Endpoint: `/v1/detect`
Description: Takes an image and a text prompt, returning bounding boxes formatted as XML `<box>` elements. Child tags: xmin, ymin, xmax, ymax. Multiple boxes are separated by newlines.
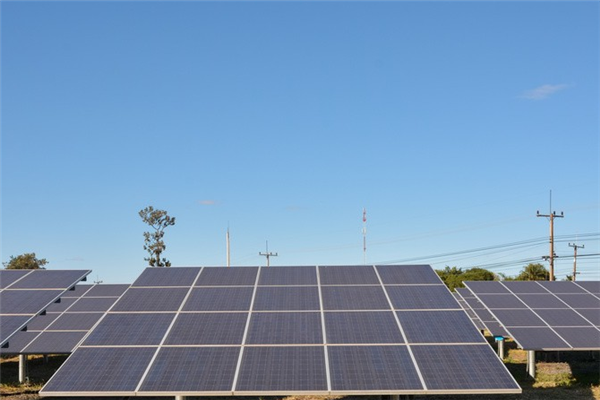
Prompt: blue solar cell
<box><xmin>111</xmin><ymin>288</ymin><xmax>187</xmax><ymax>312</ymax></box>
<box><xmin>23</xmin><ymin>313</ymin><xmax>61</xmax><ymax>331</ymax></box>
<box><xmin>577</xmin><ymin>309</ymin><xmax>600</xmax><ymax>326</ymax></box>
<box><xmin>465</xmin><ymin>281</ymin><xmax>510</xmax><ymax>294</ymax></box>
<box><xmin>133</xmin><ymin>267</ymin><xmax>200</xmax><ymax>287</ymax></box>
<box><xmin>475</xmin><ymin>294</ymin><xmax>527</xmax><ymax>309</ymax></box>
<box><xmin>245</xmin><ymin>312</ymin><xmax>322</xmax><ymax>344</ymax></box>
<box><xmin>575</xmin><ymin>281</ymin><xmax>600</xmax><ymax>294</ymax></box>
<box><xmin>41</xmin><ymin>347</ymin><xmax>156</xmax><ymax>393</ymax></box>
<box><xmin>325</xmin><ymin>311</ymin><xmax>404</xmax><ymax>344</ymax></box>
<box><xmin>0</xmin><ymin>290</ymin><xmax>63</xmax><ymax>314</ymax></box>
<box><xmin>0</xmin><ymin>270</ymin><xmax>32</xmax><ymax>289</ymax></box>
<box><xmin>165</xmin><ymin>313</ymin><xmax>247</xmax><ymax>345</ymax></box>
<box><xmin>412</xmin><ymin>345</ymin><xmax>520</xmax><ymax>390</ymax></box>
<box><xmin>501</xmin><ymin>281</ymin><xmax>547</xmax><ymax>294</ymax></box>
<box><xmin>319</xmin><ymin>265</ymin><xmax>379</xmax><ymax>285</ymax></box>
<box><xmin>397</xmin><ymin>311</ymin><xmax>486</xmax><ymax>344</ymax></box>
<box><xmin>235</xmin><ymin>346</ymin><xmax>327</xmax><ymax>392</ymax></box>
<box><xmin>321</xmin><ymin>286</ymin><xmax>390</xmax><ymax>310</ymax></box>
<box><xmin>47</xmin><ymin>312</ymin><xmax>103</xmax><ymax>331</ymax></box>
<box><xmin>0</xmin><ymin>331</ymin><xmax>39</xmax><ymax>355</ymax></box>
<box><xmin>9</xmin><ymin>270</ymin><xmax>89</xmax><ymax>289</ymax></box>
<box><xmin>328</xmin><ymin>345</ymin><xmax>422</xmax><ymax>391</ymax></box>
<box><xmin>258</xmin><ymin>266</ymin><xmax>317</xmax><ymax>285</ymax></box>
<box><xmin>386</xmin><ymin>286</ymin><xmax>459</xmax><ymax>310</ymax></box>
<box><xmin>491</xmin><ymin>309</ymin><xmax>546</xmax><ymax>327</ymax></box>
<box><xmin>554</xmin><ymin>294</ymin><xmax>600</xmax><ymax>308</ymax></box>
<box><xmin>253</xmin><ymin>286</ymin><xmax>320</xmax><ymax>311</ymax></box>
<box><xmin>537</xmin><ymin>281</ymin><xmax>587</xmax><ymax>294</ymax></box>
<box><xmin>507</xmin><ymin>328</ymin><xmax>570</xmax><ymax>350</ymax></box>
<box><xmin>68</xmin><ymin>297</ymin><xmax>120</xmax><ymax>312</ymax></box>
<box><xmin>0</xmin><ymin>316</ymin><xmax>30</xmax><ymax>343</ymax></box>
<box><xmin>23</xmin><ymin>331</ymin><xmax>87</xmax><ymax>354</ymax></box>
<box><xmin>515</xmin><ymin>294</ymin><xmax>569</xmax><ymax>309</ymax></box>
<box><xmin>84</xmin><ymin>313</ymin><xmax>174</xmax><ymax>346</ymax></box>
<box><xmin>140</xmin><ymin>347</ymin><xmax>240</xmax><ymax>393</ymax></box>
<box><xmin>44</xmin><ymin>297</ymin><xmax>78</xmax><ymax>313</ymax></box>
<box><xmin>61</xmin><ymin>284</ymin><xmax>93</xmax><ymax>298</ymax></box>
<box><xmin>182</xmin><ymin>287</ymin><xmax>253</xmax><ymax>311</ymax></box>
<box><xmin>534</xmin><ymin>309</ymin><xmax>593</xmax><ymax>327</ymax></box>
<box><xmin>196</xmin><ymin>267</ymin><xmax>258</xmax><ymax>286</ymax></box>
<box><xmin>554</xmin><ymin>327</ymin><xmax>600</xmax><ymax>349</ymax></box>
<box><xmin>376</xmin><ymin>265</ymin><xmax>442</xmax><ymax>285</ymax></box>
<box><xmin>83</xmin><ymin>284</ymin><xmax>129</xmax><ymax>297</ymax></box>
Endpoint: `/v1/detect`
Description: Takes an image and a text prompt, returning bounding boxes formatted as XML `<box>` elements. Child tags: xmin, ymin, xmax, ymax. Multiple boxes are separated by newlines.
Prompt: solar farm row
<box><xmin>41</xmin><ymin>265</ymin><xmax>520</xmax><ymax>396</ymax></box>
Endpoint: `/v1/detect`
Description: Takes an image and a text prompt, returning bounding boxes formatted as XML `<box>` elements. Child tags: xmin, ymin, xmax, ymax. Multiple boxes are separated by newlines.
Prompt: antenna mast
<box><xmin>226</xmin><ymin>226</ymin><xmax>231</xmax><ymax>267</ymax></box>
<box><xmin>362</xmin><ymin>208</ymin><xmax>367</xmax><ymax>265</ymax></box>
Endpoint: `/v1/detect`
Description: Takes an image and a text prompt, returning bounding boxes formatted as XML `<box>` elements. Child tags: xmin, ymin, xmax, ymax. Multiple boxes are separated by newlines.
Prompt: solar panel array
<box><xmin>455</xmin><ymin>288</ymin><xmax>509</xmax><ymax>337</ymax></box>
<box><xmin>464</xmin><ymin>281</ymin><xmax>600</xmax><ymax>350</ymax></box>
<box><xmin>41</xmin><ymin>265</ymin><xmax>520</xmax><ymax>396</ymax></box>
<box><xmin>453</xmin><ymin>291</ymin><xmax>486</xmax><ymax>331</ymax></box>
<box><xmin>0</xmin><ymin>283</ymin><xmax>128</xmax><ymax>355</ymax></box>
<box><xmin>0</xmin><ymin>269</ymin><xmax>91</xmax><ymax>347</ymax></box>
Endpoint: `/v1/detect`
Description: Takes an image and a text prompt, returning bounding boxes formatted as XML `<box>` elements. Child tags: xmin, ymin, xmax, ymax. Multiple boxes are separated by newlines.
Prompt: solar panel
<box><xmin>575</xmin><ymin>281</ymin><xmax>600</xmax><ymax>294</ymax></box>
<box><xmin>132</xmin><ymin>267</ymin><xmax>200</xmax><ymax>287</ymax></box>
<box><xmin>22</xmin><ymin>331</ymin><xmax>87</xmax><ymax>354</ymax></box>
<box><xmin>0</xmin><ymin>269</ymin><xmax>90</xmax><ymax>347</ymax></box>
<box><xmin>84</xmin><ymin>313</ymin><xmax>174</xmax><ymax>346</ymax></box>
<box><xmin>83</xmin><ymin>284</ymin><xmax>129</xmax><ymax>297</ymax></box>
<box><xmin>325</xmin><ymin>311</ymin><xmax>405</xmax><ymax>344</ymax></box>
<box><xmin>454</xmin><ymin>288</ymin><xmax>509</xmax><ymax>337</ymax></box>
<box><xmin>48</xmin><ymin>312</ymin><xmax>104</xmax><ymax>330</ymax></box>
<box><xmin>40</xmin><ymin>266</ymin><xmax>520</xmax><ymax>397</ymax></box>
<box><xmin>328</xmin><ymin>345</ymin><xmax>422</xmax><ymax>391</ymax></box>
<box><xmin>465</xmin><ymin>280</ymin><xmax>600</xmax><ymax>350</ymax></box>
<box><xmin>0</xmin><ymin>331</ymin><xmax>39</xmax><ymax>355</ymax></box>
<box><xmin>245</xmin><ymin>312</ymin><xmax>322</xmax><ymax>344</ymax></box>
<box><xmin>139</xmin><ymin>347</ymin><xmax>240</xmax><ymax>393</ymax></box>
<box><xmin>165</xmin><ymin>313</ymin><xmax>247</xmax><ymax>345</ymax></box>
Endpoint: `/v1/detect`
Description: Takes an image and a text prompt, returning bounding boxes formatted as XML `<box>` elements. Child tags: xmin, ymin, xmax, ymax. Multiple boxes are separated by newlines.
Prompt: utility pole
<box><xmin>568</xmin><ymin>242</ymin><xmax>584</xmax><ymax>281</ymax></box>
<box><xmin>536</xmin><ymin>190</ymin><xmax>563</xmax><ymax>281</ymax></box>
<box><xmin>259</xmin><ymin>241</ymin><xmax>278</xmax><ymax>267</ymax></box>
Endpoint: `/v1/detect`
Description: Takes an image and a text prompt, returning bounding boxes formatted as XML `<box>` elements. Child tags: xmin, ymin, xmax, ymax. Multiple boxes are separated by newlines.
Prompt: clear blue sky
<box><xmin>1</xmin><ymin>1</ymin><xmax>598</xmax><ymax>284</ymax></box>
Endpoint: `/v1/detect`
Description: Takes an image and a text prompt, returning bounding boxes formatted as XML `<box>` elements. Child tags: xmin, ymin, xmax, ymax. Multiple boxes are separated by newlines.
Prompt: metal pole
<box><xmin>527</xmin><ymin>350</ymin><xmax>536</xmax><ymax>379</ymax></box>
<box><xmin>497</xmin><ymin>337</ymin><xmax>505</xmax><ymax>359</ymax></box>
<box><xmin>18</xmin><ymin>354</ymin><xmax>27</xmax><ymax>383</ymax></box>
<box><xmin>175</xmin><ymin>396</ymin><xmax>185</xmax><ymax>400</ymax></box>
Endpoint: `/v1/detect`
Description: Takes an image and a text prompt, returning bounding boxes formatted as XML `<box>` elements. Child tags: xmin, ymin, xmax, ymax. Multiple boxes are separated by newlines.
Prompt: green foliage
<box><xmin>3</xmin><ymin>253</ymin><xmax>48</xmax><ymax>270</ymax></box>
<box><xmin>139</xmin><ymin>206</ymin><xmax>175</xmax><ymax>267</ymax></box>
<box><xmin>436</xmin><ymin>266</ymin><xmax>496</xmax><ymax>291</ymax></box>
<box><xmin>515</xmin><ymin>263</ymin><xmax>550</xmax><ymax>281</ymax></box>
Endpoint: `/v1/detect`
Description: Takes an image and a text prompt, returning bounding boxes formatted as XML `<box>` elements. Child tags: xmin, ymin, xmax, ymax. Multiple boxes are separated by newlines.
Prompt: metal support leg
<box><xmin>391</xmin><ymin>395</ymin><xmax>400</xmax><ymax>400</ymax></box>
<box><xmin>18</xmin><ymin>354</ymin><xmax>27</xmax><ymax>383</ymax></box>
<box><xmin>497</xmin><ymin>337</ymin><xmax>505</xmax><ymax>359</ymax></box>
<box><xmin>175</xmin><ymin>396</ymin><xmax>185</xmax><ymax>400</ymax></box>
<box><xmin>527</xmin><ymin>350</ymin><xmax>536</xmax><ymax>379</ymax></box>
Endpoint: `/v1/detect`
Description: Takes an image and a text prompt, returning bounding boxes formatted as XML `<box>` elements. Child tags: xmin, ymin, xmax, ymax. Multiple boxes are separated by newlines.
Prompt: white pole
<box><xmin>527</xmin><ymin>350</ymin><xmax>536</xmax><ymax>379</ymax></box>
<box><xmin>18</xmin><ymin>354</ymin><xmax>27</xmax><ymax>383</ymax></box>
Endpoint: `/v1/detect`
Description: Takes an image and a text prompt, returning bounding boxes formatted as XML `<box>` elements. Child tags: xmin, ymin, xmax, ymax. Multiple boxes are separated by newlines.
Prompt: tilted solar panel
<box><xmin>0</xmin><ymin>269</ymin><xmax>90</xmax><ymax>348</ymax></box>
<box><xmin>41</xmin><ymin>266</ymin><xmax>520</xmax><ymax>397</ymax></box>
<box><xmin>465</xmin><ymin>280</ymin><xmax>600</xmax><ymax>350</ymax></box>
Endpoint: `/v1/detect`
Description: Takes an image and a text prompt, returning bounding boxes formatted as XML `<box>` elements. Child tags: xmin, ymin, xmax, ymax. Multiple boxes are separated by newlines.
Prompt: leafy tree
<box><xmin>436</xmin><ymin>266</ymin><xmax>497</xmax><ymax>291</ymax></box>
<box><xmin>515</xmin><ymin>263</ymin><xmax>550</xmax><ymax>281</ymax></box>
<box><xmin>3</xmin><ymin>253</ymin><xmax>48</xmax><ymax>269</ymax></box>
<box><xmin>139</xmin><ymin>206</ymin><xmax>176</xmax><ymax>267</ymax></box>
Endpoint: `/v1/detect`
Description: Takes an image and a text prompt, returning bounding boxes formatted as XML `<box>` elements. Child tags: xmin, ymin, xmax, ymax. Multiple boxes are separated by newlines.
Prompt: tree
<box><xmin>3</xmin><ymin>253</ymin><xmax>48</xmax><ymax>269</ymax></box>
<box><xmin>436</xmin><ymin>266</ymin><xmax>497</xmax><ymax>291</ymax></box>
<box><xmin>139</xmin><ymin>206</ymin><xmax>176</xmax><ymax>267</ymax></box>
<box><xmin>515</xmin><ymin>263</ymin><xmax>550</xmax><ymax>281</ymax></box>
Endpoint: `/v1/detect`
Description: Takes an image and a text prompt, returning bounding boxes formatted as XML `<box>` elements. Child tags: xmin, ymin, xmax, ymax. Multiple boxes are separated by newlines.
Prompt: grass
<box><xmin>1</xmin><ymin>341</ymin><xmax>599</xmax><ymax>399</ymax></box>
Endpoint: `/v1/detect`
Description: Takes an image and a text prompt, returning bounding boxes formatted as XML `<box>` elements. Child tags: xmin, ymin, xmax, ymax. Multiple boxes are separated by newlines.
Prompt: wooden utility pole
<box><xmin>568</xmin><ymin>243</ymin><xmax>584</xmax><ymax>281</ymax></box>
<box><xmin>537</xmin><ymin>191</ymin><xmax>563</xmax><ymax>281</ymax></box>
<box><xmin>259</xmin><ymin>241</ymin><xmax>278</xmax><ymax>267</ymax></box>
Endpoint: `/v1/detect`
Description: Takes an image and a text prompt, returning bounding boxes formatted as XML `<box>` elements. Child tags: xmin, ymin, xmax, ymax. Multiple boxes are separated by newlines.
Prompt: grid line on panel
<box><xmin>231</xmin><ymin>266</ymin><xmax>262</xmax><ymax>392</ymax></box>
<box><xmin>316</xmin><ymin>265</ymin><xmax>332</xmax><ymax>392</ymax></box>
<box><xmin>371</xmin><ymin>265</ymin><xmax>428</xmax><ymax>391</ymax></box>
<box><xmin>134</xmin><ymin>267</ymin><xmax>205</xmax><ymax>393</ymax></box>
